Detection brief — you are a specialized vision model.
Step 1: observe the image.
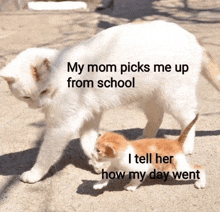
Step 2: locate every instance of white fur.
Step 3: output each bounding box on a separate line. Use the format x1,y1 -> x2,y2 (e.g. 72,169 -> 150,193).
0,48 -> 59,109
175,153 -> 206,189
0,21 -> 211,183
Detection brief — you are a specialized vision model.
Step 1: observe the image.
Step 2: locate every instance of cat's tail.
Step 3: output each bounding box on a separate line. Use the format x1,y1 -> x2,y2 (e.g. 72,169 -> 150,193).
201,49 -> 220,91
178,114 -> 199,145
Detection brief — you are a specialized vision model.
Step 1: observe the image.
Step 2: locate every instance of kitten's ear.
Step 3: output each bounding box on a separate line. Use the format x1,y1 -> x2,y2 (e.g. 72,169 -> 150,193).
31,58 -> 51,82
105,145 -> 115,157
0,69 -> 16,84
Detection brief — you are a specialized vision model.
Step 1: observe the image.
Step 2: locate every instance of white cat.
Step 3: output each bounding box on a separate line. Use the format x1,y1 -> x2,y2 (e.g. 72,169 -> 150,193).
0,48 -> 59,108
0,20 -> 219,183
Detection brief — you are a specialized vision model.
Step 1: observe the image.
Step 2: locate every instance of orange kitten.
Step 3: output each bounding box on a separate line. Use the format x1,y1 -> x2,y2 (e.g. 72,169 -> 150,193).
92,114 -> 206,191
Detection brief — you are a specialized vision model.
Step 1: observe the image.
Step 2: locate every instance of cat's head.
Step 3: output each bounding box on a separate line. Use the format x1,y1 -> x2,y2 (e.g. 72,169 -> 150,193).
0,48 -> 59,109
93,132 -> 128,162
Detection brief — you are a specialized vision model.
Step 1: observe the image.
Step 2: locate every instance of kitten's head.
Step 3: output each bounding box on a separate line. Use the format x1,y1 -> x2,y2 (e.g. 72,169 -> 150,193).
93,132 -> 128,162
0,48 -> 59,109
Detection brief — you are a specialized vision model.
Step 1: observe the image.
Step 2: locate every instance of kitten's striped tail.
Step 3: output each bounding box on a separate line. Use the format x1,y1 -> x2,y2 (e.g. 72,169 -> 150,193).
178,114 -> 199,145
202,50 -> 220,91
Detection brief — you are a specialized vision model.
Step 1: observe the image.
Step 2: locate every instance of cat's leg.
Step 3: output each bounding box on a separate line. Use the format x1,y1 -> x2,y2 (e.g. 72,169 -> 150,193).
193,165 -> 206,189
124,178 -> 144,192
124,165 -> 149,191
20,126 -> 73,183
139,100 -> 164,139
80,114 -> 107,173
124,169 -> 149,191
168,101 -> 197,154
174,154 -> 206,189
93,165 -> 115,190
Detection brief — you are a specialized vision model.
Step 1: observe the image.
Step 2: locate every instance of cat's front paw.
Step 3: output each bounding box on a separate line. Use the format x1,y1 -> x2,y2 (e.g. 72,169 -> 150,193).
194,180 -> 206,189
20,167 -> 44,184
93,181 -> 108,190
124,185 -> 137,192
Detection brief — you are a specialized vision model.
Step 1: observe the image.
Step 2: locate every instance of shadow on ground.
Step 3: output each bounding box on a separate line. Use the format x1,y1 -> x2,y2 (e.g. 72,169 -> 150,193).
77,175 -> 196,196
1,126 -> 220,178
96,0 -> 220,29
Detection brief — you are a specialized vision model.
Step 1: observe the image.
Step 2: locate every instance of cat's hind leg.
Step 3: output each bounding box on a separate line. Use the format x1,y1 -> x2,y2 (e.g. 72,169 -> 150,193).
174,154 -> 206,189
139,100 -> 164,139
193,165 -> 206,189
168,103 -> 197,154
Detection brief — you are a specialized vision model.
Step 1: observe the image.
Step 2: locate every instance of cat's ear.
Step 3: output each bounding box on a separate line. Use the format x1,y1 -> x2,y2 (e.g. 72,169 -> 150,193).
0,69 -> 16,84
31,58 -> 50,82
43,58 -> 50,71
105,145 -> 115,157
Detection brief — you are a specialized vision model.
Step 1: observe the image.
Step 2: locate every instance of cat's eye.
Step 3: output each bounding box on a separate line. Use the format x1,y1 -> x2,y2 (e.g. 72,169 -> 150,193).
40,89 -> 48,95
96,148 -> 100,153
23,96 -> 31,99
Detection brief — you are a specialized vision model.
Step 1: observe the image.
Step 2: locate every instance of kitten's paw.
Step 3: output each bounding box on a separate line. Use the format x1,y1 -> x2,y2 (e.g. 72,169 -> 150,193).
93,181 -> 108,190
124,185 -> 137,192
194,180 -> 206,189
20,168 -> 44,184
